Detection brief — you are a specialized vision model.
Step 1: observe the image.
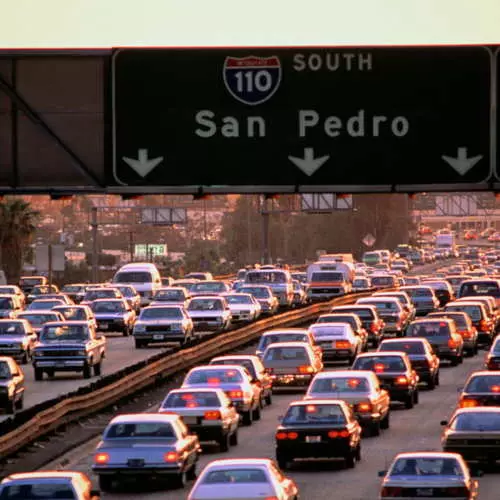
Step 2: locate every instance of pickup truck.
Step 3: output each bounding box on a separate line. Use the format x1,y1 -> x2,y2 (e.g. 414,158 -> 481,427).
33,320 -> 106,380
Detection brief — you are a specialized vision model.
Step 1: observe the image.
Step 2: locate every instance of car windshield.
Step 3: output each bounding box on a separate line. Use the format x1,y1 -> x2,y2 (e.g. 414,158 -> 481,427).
213,359 -> 256,377
353,356 -> 405,371
188,299 -> 223,311
465,375 -> 500,393
19,313 -> 57,325
140,308 -> 182,320
0,484 -> 77,499
445,305 -> 483,322
40,325 -> 88,342
55,308 -> 86,321
406,322 -> 450,337
29,301 -> 61,310
283,404 -> 346,424
84,290 -> 117,300
260,333 -> 307,349
91,301 -> 125,313
106,422 -> 174,439
202,468 -> 268,484
451,412 -> 500,431
162,391 -> 221,408
240,287 -> 271,298
310,377 -> 370,394
153,290 -> 184,301
264,347 -> 308,362
353,279 -> 368,287
186,369 -> 243,384
113,271 -> 152,283
192,282 -> 226,292
336,308 -> 374,320
225,295 -> 252,305
311,272 -> 344,282
246,271 -> 287,283
379,341 -> 425,355
460,282 -> 500,297
404,288 -> 433,298
0,323 -> 24,335
372,277 -> 393,285
0,298 -> 13,309
390,457 -> 462,476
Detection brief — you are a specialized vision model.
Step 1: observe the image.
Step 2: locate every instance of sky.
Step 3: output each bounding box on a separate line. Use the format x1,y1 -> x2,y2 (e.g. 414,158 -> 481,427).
2,0 -> 500,49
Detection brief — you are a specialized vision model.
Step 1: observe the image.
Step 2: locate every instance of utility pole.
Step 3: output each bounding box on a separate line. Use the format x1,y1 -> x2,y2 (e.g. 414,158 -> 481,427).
261,196 -> 271,265
129,231 -> 134,262
91,207 -> 98,283
47,244 -> 53,288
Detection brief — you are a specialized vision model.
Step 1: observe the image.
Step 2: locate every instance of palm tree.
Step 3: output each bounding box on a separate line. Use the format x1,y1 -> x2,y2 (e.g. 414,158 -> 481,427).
0,198 -> 39,283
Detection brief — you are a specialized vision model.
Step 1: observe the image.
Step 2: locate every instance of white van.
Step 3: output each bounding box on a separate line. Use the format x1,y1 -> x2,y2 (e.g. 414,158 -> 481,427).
112,262 -> 161,306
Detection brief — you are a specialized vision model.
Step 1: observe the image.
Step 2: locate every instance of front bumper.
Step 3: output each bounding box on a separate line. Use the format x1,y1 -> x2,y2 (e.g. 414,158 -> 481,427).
96,319 -> 126,332
33,358 -> 86,371
191,319 -> 224,331
134,331 -> 185,343
0,348 -> 26,360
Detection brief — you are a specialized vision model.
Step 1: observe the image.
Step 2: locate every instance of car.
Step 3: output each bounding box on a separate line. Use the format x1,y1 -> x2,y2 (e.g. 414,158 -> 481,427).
81,287 -> 123,306
159,387 -> 239,451
210,354 -> 273,406
370,274 -> 399,290
304,370 -> 391,436
351,351 -> 419,409
373,291 -> 416,322
262,342 -> 323,390
352,276 -> 371,292
275,399 -> 362,470
0,471 -> 100,500
441,407 -> 500,465
133,305 -> 194,348
427,311 -> 479,356
185,272 -> 213,281
378,337 -> 440,389
0,285 -> 26,307
454,295 -> 499,332
314,313 -> 369,352
238,285 -> 279,315
220,292 -> 262,323
356,297 -> 408,337
331,304 -> 385,347
150,286 -> 191,308
171,279 -> 200,293
291,279 -> 308,306
400,285 -> 440,316
0,319 -> 38,364
405,318 -> 464,366
187,458 -> 299,500
52,305 -> 96,329
0,357 -> 24,413
458,370 -> 500,409
60,283 -> 89,304
307,322 -> 361,364
109,284 -> 141,313
16,310 -> 66,337
182,365 -> 262,424
457,278 -> 500,305
403,276 -> 420,286
255,328 -> 321,360
445,275 -> 469,296
26,284 -> 59,304
90,298 -> 136,336
485,336 -> 500,370
187,296 -> 232,332
0,294 -> 23,319
421,280 -> 455,306
42,293 -> 75,305
18,275 -> 48,294
378,452 -> 479,500
92,413 -> 201,492
190,280 -> 232,297
26,298 -> 66,311
445,301 -> 494,346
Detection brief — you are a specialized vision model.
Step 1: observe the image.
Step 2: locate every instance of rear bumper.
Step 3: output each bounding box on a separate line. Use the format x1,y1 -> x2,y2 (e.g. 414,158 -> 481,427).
277,440 -> 351,458
271,374 -> 313,388
93,465 -> 182,476
321,349 -> 354,362
444,445 -> 500,461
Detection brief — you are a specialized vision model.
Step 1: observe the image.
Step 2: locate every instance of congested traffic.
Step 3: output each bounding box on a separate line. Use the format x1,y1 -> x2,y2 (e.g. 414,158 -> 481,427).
1,242 -> 500,499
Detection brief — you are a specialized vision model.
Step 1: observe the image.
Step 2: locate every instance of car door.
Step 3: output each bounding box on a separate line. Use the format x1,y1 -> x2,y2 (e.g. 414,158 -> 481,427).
8,359 -> 24,398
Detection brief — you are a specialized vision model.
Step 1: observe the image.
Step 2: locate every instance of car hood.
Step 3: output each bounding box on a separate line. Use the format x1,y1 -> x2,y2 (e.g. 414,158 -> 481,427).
188,310 -> 224,317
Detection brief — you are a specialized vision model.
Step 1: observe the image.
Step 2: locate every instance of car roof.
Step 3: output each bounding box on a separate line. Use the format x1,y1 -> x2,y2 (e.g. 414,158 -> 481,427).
91,298 -> 124,302
189,295 -> 224,300
446,301 -> 485,307
204,458 -> 273,468
167,387 -> 227,395
309,322 -> 351,329
333,305 -> 377,311
289,399 -> 350,408
356,351 -> 408,358
263,341 -> 311,349
357,297 -> 400,303
454,406 -> 500,415
143,304 -> 183,309
211,355 -> 259,362
409,318 -> 454,325
53,305 -> 89,310
262,329 -> 309,335
380,338 -> 427,344
189,364 -> 246,372
109,413 -> 179,424
468,370 -> 497,378
42,320 -> 89,326
313,370 -> 375,379
393,452 -> 462,460
4,471 -> 86,481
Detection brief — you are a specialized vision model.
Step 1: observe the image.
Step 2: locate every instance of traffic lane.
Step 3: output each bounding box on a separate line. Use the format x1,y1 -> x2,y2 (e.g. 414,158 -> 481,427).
59,348 -> 498,499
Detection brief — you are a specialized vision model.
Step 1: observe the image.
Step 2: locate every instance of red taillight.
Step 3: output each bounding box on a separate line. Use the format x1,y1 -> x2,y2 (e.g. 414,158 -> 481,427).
459,330 -> 474,339
287,432 -> 298,440
328,429 -> 350,438
164,451 -> 179,462
448,339 -> 460,348
381,486 -> 403,498
395,376 -> 408,385
276,432 -> 288,440
204,410 -> 221,420
370,323 -> 379,333
298,365 -> 314,374
264,497 -> 279,500
479,319 -> 489,332
356,402 -> 372,412
459,398 -> 479,408
336,340 -> 351,349
227,390 -> 243,399
94,452 -> 109,464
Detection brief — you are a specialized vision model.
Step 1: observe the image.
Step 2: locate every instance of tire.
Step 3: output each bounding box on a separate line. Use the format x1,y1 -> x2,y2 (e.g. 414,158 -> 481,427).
173,470 -> 187,489
93,361 -> 102,376
15,394 -> 24,410
135,339 -> 145,348
276,452 -> 289,470
20,351 -> 29,365
242,408 -> 253,426
5,399 -> 15,415
34,367 -> 43,381
98,475 -> 113,493
405,394 -> 414,409
458,353 -> 464,364
355,443 -> 362,461
450,357 -> 459,367
253,402 -> 261,421
219,432 -> 230,452
413,390 -> 419,405
369,420 -> 381,437
229,429 -> 238,446
265,391 -> 273,406
380,411 -> 390,430
187,462 -> 197,480
345,450 -> 356,469
83,362 -> 92,379
427,376 -> 435,390
122,327 -> 129,337
435,371 -> 440,386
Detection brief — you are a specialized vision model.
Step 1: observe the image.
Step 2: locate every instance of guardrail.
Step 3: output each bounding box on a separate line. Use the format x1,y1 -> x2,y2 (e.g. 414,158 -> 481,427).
0,290 -> 370,459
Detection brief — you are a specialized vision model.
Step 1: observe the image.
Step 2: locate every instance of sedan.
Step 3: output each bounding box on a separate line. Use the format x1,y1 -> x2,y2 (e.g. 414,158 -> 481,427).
27,299 -> 66,311
485,336 -> 500,370
187,296 -> 232,332
458,371 -> 500,409
187,458 -> 299,500
314,313 -> 369,352
356,297 -> 408,337
427,311 -> 478,356
220,292 -> 261,323
255,328 -> 321,360
275,399 -> 362,470
238,285 -> 279,315
0,319 -> 37,364
308,323 -> 361,364
150,286 -> 191,308
378,452 -> 479,499
92,413 -> 200,492
90,299 -> 136,336
159,388 -> 239,451
16,310 -> 66,337
52,305 -> 96,329
445,301 -> 494,346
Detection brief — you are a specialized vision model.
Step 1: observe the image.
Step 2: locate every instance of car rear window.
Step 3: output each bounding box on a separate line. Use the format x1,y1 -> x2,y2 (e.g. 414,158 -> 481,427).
451,412 -> 500,431
406,322 -> 451,337
310,377 -> 370,393
445,305 -> 483,322
371,277 -> 394,286
163,392 -> 220,408
0,484 -> 76,499
465,375 -> 500,392
203,469 -> 268,484
460,282 -> 500,298
390,457 -> 462,476
404,288 -> 432,298
379,341 -> 425,355
336,308 -> 374,320
264,347 -> 307,362
212,359 -> 256,377
106,422 -> 174,438
353,356 -> 405,371
259,334 -> 307,349
186,369 -> 243,384
283,404 -> 346,425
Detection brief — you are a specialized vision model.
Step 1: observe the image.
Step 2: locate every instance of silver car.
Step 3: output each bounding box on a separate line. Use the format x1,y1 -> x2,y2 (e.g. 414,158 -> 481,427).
220,293 -> 261,323
187,296 -> 232,332
16,310 -> 66,337
92,413 -> 201,492
0,319 -> 37,364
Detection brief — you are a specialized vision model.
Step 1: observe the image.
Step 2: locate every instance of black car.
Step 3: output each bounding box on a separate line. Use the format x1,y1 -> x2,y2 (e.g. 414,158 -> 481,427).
275,399 -> 361,470
331,305 -> 385,347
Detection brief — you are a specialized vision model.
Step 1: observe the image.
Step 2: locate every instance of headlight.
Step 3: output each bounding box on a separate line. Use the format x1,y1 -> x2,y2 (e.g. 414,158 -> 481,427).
34,351 -> 44,357
134,325 -> 146,333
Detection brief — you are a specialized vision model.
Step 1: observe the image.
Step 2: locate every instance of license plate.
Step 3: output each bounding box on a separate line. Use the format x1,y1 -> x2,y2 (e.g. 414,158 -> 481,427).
55,362 -> 65,368
127,458 -> 145,467
183,416 -> 198,424
153,334 -> 164,340
100,324 -> 108,330
305,435 -> 321,443
198,322 -> 209,329
416,488 -> 433,496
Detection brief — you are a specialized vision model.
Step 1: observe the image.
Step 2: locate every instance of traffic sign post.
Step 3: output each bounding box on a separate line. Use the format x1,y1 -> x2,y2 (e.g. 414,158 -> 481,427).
112,46 -> 492,193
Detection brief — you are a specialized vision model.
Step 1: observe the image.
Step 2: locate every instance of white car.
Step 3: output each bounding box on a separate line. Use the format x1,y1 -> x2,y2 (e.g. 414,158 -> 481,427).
308,322 -> 361,364
187,296 -> 232,332
187,458 -> 299,500
221,293 -> 261,323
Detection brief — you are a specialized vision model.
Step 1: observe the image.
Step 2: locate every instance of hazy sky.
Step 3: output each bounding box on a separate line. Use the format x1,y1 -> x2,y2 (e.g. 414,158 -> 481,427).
2,0 -> 500,49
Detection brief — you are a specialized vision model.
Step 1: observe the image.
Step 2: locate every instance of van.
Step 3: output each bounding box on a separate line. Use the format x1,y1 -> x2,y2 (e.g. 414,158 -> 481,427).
362,251 -> 382,266
111,262 -> 161,305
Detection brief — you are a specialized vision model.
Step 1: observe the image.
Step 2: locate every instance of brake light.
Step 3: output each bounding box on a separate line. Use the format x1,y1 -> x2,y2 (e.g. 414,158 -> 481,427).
227,390 -> 243,399
276,432 -> 288,440
356,402 -> 372,412
287,432 -> 298,440
448,339 -> 460,349
479,319 -> 489,332
94,452 -> 109,464
395,376 -> 408,385
459,330 -> 474,339
264,497 -> 279,500
328,429 -> 350,438
204,410 -> 221,420
298,365 -> 314,374
381,486 -> 403,498
336,340 -> 351,349
459,398 -> 479,408
163,451 -> 179,462
370,323 -> 379,333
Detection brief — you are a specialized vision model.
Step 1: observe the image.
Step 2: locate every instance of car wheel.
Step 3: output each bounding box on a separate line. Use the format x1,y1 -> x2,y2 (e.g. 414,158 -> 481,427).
369,420 -> 381,436
380,411 -> 390,430
5,398 -> 15,415
450,357 -> 459,367
265,391 -> 273,405
219,432 -> 230,452
242,408 -> 253,426
427,376 -> 435,390
355,443 -> 362,461
93,361 -> 102,376
21,351 -> 29,365
98,476 -> 114,493
345,450 -> 356,468
34,367 -> 43,381
435,371 -> 440,386
413,390 -> 419,404
458,353 -> 464,364
253,403 -> 261,421
405,394 -> 414,409
186,462 -> 197,480
230,429 -> 238,446
83,363 -> 92,379
276,452 -> 290,470
134,339 -> 145,349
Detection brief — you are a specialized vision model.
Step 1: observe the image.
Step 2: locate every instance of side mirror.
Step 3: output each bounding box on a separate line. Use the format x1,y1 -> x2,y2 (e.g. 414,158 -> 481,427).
378,470 -> 387,477
440,420 -> 448,426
